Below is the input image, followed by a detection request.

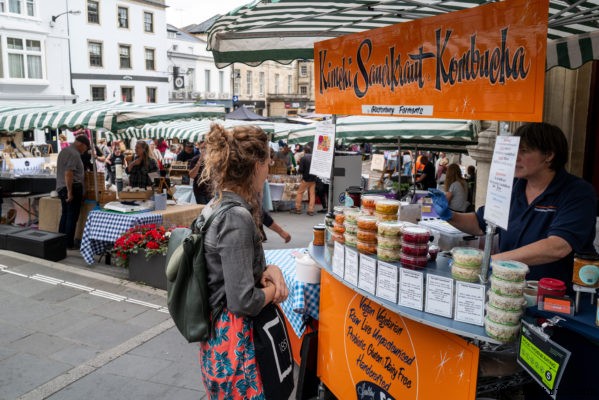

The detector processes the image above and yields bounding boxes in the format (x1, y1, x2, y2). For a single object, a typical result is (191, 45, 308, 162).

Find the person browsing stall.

(292, 144, 318, 215)
(197, 123, 289, 398)
(126, 141, 158, 188)
(56, 135, 90, 250)
(176, 141, 196, 163)
(429, 122, 597, 284)
(443, 163, 469, 212)
(415, 155, 436, 189)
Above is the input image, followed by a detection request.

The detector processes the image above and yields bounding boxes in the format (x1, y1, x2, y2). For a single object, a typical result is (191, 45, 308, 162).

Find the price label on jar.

(332, 241, 345, 277)
(454, 281, 486, 326)
(399, 268, 424, 311)
(344, 247, 359, 286)
(358, 254, 376, 295)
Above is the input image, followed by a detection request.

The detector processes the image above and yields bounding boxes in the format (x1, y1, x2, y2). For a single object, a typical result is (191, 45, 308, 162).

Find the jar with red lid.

(537, 278, 567, 303)
(400, 253, 428, 269)
(400, 240, 429, 256)
(401, 226, 431, 244)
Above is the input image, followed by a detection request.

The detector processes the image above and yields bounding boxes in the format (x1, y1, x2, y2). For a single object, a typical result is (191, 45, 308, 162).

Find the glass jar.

(313, 225, 325, 246)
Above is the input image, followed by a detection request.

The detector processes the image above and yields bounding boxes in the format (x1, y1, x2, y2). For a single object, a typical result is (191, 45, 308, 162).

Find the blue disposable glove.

(428, 188, 453, 221)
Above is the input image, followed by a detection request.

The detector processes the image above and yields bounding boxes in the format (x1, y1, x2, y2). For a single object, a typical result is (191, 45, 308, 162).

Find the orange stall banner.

(314, 0, 548, 122)
(318, 271, 480, 400)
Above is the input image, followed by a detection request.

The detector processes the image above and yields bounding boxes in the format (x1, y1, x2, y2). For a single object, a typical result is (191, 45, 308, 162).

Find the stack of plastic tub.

(400, 226, 430, 269)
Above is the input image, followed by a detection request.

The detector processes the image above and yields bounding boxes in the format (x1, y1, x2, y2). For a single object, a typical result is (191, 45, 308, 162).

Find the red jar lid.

(539, 278, 566, 290)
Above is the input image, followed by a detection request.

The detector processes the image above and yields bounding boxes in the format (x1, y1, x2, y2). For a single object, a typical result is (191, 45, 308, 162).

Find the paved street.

(0, 209, 323, 400)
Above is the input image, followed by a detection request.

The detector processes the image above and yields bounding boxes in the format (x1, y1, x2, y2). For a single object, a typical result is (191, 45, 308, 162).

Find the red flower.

(146, 241, 160, 249)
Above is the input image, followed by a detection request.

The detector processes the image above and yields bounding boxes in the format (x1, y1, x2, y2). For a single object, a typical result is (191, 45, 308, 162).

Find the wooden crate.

(118, 190, 154, 201)
(86, 190, 117, 204)
(84, 171, 105, 192)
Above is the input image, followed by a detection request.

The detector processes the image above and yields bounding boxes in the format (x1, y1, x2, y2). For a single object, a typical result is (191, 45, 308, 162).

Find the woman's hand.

(261, 264, 289, 303)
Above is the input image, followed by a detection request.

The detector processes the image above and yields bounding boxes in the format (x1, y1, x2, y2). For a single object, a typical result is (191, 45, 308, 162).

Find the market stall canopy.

(111, 118, 299, 143)
(207, 0, 599, 70)
(282, 116, 479, 146)
(0, 101, 225, 133)
(0, 104, 53, 113)
(225, 105, 269, 120)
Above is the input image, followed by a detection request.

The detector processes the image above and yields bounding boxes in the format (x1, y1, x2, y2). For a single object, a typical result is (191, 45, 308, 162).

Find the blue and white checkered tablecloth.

(265, 248, 320, 337)
(80, 210, 163, 264)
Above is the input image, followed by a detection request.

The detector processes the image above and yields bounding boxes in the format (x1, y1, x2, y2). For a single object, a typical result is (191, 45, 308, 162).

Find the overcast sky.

(166, 0, 250, 27)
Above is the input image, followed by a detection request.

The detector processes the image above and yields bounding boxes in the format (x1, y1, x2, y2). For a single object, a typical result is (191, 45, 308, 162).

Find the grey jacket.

(201, 192, 266, 317)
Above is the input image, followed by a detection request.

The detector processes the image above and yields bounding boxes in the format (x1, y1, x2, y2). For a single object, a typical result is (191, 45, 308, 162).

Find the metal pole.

(327, 114, 337, 213)
(479, 222, 496, 284)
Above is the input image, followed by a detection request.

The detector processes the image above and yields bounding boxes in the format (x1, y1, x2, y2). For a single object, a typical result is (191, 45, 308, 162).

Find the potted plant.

(113, 224, 176, 289)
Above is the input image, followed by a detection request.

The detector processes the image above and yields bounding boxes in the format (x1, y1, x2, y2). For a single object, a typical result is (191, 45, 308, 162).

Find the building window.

(218, 71, 224, 94)
(287, 75, 292, 94)
(25, 0, 33, 16)
(300, 64, 308, 76)
(300, 85, 308, 95)
(88, 41, 102, 67)
(119, 45, 131, 69)
(6, 37, 43, 79)
(0, 1, 5, 12)
(246, 71, 252, 95)
(167, 31, 177, 39)
(0, 39, 4, 77)
(91, 86, 106, 101)
(274, 74, 280, 94)
(117, 7, 128, 28)
(233, 68, 240, 95)
(87, 0, 99, 23)
(4, 0, 34, 16)
(146, 87, 156, 103)
(204, 70, 211, 92)
(259, 72, 264, 95)
(9, 0, 20, 14)
(143, 12, 153, 32)
(121, 87, 133, 102)
(144, 48, 155, 70)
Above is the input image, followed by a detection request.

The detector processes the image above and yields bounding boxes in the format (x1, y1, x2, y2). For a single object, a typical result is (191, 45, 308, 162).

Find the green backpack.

(165, 202, 238, 343)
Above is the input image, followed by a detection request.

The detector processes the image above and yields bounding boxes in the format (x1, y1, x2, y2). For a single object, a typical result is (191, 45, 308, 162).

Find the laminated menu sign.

(309, 121, 336, 179)
(344, 247, 359, 286)
(376, 261, 399, 303)
(484, 135, 520, 230)
(454, 281, 486, 326)
(358, 254, 377, 295)
(424, 274, 454, 318)
(332, 241, 345, 277)
(399, 268, 424, 311)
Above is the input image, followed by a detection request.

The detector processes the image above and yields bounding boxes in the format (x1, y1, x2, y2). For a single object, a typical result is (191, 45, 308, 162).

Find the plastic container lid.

(400, 253, 428, 268)
(538, 277, 567, 290)
(400, 240, 429, 256)
(484, 316, 521, 343)
(357, 215, 378, 230)
(452, 247, 484, 267)
(401, 226, 431, 244)
(313, 224, 325, 231)
(490, 260, 529, 281)
(375, 199, 401, 214)
(377, 221, 407, 236)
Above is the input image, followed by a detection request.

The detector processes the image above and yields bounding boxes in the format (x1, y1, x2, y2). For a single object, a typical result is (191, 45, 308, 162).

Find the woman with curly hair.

(198, 123, 289, 399)
(126, 140, 158, 188)
(443, 163, 469, 212)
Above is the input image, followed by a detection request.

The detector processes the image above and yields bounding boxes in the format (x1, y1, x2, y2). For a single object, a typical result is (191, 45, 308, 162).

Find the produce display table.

(80, 210, 163, 264)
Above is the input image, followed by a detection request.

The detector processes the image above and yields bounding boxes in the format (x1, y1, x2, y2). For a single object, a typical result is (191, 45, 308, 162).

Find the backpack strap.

(192, 201, 241, 338)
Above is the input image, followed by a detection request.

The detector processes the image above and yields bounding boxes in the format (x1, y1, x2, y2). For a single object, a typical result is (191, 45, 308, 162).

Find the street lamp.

(50, 10, 81, 103)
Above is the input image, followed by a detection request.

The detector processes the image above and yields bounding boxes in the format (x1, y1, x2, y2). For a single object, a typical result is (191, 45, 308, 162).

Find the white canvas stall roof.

(282, 116, 479, 144)
(0, 101, 225, 133)
(110, 119, 299, 142)
(208, 0, 599, 70)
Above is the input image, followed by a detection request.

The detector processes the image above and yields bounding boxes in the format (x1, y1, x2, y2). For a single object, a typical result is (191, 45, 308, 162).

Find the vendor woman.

(126, 141, 158, 188)
(430, 122, 597, 284)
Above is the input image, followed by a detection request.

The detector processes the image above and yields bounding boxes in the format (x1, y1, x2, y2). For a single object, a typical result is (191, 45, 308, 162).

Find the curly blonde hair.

(201, 123, 269, 228)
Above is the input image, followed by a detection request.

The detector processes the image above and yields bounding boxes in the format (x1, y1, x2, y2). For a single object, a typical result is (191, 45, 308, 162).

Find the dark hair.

(303, 145, 312, 154)
(74, 135, 90, 149)
(201, 123, 269, 228)
(514, 122, 568, 170)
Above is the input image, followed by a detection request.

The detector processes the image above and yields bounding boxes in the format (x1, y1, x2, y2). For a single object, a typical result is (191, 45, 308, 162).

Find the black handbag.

(252, 303, 295, 400)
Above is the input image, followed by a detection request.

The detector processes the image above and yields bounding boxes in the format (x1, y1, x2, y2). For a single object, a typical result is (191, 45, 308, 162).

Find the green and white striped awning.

(0, 104, 52, 114)
(110, 118, 300, 142)
(284, 116, 479, 145)
(208, 0, 599, 70)
(0, 101, 225, 133)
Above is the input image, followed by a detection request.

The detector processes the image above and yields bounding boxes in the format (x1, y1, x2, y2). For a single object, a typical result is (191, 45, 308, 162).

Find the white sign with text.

(309, 121, 336, 179)
(399, 268, 424, 311)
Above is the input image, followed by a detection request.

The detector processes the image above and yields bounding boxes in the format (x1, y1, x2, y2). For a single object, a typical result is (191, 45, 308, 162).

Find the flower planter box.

(128, 252, 167, 290)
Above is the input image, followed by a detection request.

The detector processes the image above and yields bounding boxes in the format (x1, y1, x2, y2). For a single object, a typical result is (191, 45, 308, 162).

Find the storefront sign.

(425, 274, 454, 318)
(376, 261, 399, 303)
(454, 281, 486, 326)
(358, 254, 377, 295)
(345, 247, 359, 286)
(318, 271, 479, 400)
(517, 321, 571, 399)
(314, 0, 548, 122)
(310, 120, 336, 179)
(333, 241, 345, 277)
(484, 136, 520, 230)
(399, 268, 424, 311)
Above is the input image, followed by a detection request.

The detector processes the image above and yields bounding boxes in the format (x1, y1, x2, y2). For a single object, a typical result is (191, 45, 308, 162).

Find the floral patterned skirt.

(199, 309, 265, 400)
